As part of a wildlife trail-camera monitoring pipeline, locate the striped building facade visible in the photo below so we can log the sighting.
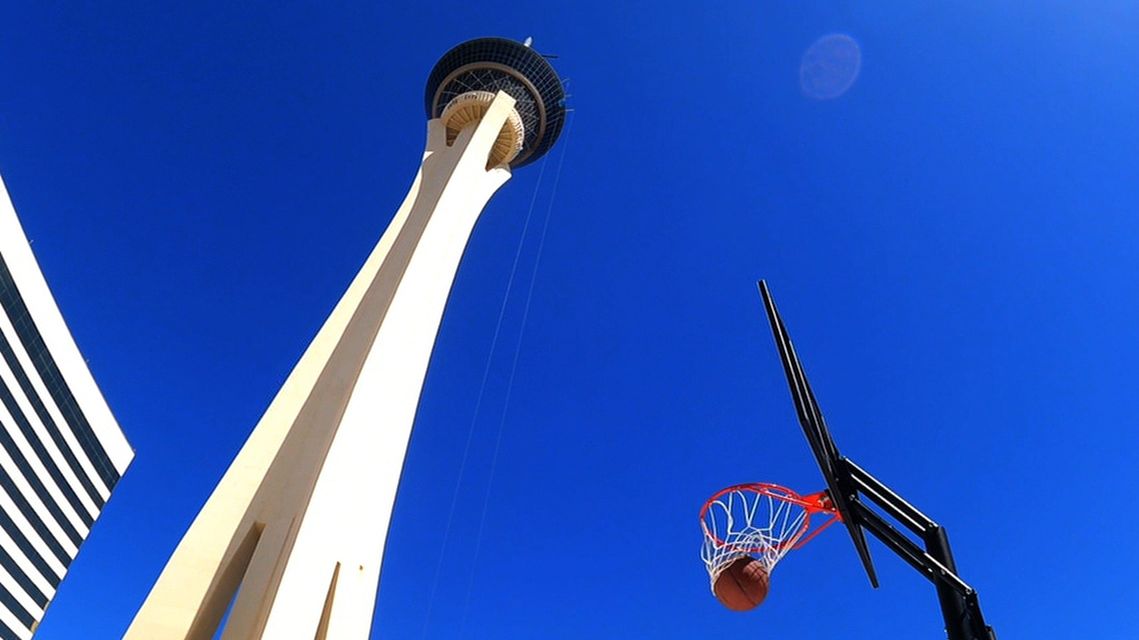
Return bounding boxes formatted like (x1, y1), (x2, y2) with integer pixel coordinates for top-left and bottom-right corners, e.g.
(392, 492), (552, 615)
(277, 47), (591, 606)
(0, 174), (133, 638)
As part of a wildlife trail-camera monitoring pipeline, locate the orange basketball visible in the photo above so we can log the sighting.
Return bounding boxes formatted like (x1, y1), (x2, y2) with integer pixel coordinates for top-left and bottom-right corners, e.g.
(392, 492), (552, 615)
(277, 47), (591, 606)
(713, 556), (770, 611)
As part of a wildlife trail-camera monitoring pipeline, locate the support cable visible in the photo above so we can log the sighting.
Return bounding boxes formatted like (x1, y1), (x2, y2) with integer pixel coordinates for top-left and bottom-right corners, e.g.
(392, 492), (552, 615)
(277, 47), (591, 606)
(457, 111), (575, 637)
(419, 144), (550, 639)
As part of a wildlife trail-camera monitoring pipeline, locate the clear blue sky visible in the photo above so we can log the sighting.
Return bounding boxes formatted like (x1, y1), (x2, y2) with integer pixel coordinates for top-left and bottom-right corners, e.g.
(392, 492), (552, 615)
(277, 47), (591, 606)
(2, 1), (1137, 638)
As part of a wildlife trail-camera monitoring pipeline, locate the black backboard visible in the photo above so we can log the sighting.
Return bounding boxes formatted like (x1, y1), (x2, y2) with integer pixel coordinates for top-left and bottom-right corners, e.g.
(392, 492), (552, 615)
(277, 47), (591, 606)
(757, 280), (879, 587)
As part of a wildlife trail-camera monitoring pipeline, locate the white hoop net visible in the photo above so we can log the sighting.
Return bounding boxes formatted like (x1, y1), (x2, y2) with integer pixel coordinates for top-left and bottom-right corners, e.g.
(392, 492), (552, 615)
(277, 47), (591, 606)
(700, 484), (830, 590)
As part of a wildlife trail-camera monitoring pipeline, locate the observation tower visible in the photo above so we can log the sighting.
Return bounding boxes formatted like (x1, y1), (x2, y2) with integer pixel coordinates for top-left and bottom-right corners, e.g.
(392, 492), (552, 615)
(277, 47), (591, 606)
(127, 38), (565, 639)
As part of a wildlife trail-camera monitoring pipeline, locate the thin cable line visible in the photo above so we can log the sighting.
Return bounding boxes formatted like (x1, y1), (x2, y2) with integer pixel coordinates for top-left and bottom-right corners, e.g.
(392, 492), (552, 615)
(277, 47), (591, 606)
(419, 150), (549, 639)
(458, 112), (574, 636)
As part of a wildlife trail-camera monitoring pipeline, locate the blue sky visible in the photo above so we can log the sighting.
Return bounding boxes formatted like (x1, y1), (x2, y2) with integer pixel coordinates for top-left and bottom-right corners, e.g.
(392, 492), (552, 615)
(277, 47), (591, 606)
(2, 1), (1138, 637)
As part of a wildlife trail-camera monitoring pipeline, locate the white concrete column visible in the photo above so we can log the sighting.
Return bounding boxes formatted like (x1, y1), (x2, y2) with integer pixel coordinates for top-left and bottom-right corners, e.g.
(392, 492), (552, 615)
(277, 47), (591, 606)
(125, 91), (518, 640)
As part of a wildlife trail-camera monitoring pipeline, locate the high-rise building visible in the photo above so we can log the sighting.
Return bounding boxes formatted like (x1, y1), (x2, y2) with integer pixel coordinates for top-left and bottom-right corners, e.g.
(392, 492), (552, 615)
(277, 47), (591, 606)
(127, 37), (566, 638)
(0, 174), (134, 639)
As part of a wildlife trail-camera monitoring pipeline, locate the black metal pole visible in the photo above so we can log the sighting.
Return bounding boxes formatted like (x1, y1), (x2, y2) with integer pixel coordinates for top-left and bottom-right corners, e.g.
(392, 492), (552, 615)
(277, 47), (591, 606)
(925, 527), (971, 640)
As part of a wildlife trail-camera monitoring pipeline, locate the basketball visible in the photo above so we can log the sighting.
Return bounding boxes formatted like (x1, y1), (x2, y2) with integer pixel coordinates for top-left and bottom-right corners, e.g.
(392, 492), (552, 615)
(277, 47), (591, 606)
(713, 556), (769, 611)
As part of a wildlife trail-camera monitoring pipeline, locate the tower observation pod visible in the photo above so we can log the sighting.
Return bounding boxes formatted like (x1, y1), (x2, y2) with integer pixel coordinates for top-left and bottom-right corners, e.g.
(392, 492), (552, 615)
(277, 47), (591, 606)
(126, 38), (566, 640)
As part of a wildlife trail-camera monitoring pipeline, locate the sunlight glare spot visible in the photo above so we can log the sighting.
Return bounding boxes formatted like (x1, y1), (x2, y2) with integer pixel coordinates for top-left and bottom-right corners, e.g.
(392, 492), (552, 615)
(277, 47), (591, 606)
(799, 34), (862, 100)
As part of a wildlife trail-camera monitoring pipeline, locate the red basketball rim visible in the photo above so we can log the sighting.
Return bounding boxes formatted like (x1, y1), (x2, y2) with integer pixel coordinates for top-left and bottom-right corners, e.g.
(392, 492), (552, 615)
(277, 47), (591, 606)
(700, 482), (839, 553)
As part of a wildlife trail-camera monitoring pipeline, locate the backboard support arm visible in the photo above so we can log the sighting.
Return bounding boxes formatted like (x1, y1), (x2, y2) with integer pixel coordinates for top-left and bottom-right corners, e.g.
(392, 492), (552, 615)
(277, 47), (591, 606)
(841, 459), (994, 640)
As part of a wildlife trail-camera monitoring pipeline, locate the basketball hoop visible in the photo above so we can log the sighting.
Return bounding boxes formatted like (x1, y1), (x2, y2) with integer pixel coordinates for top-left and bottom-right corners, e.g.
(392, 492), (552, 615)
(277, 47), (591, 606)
(700, 483), (840, 591)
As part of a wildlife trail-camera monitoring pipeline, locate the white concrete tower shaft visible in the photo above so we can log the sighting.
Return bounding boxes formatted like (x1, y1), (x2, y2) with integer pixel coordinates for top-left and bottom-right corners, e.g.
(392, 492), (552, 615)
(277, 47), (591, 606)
(126, 91), (521, 639)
